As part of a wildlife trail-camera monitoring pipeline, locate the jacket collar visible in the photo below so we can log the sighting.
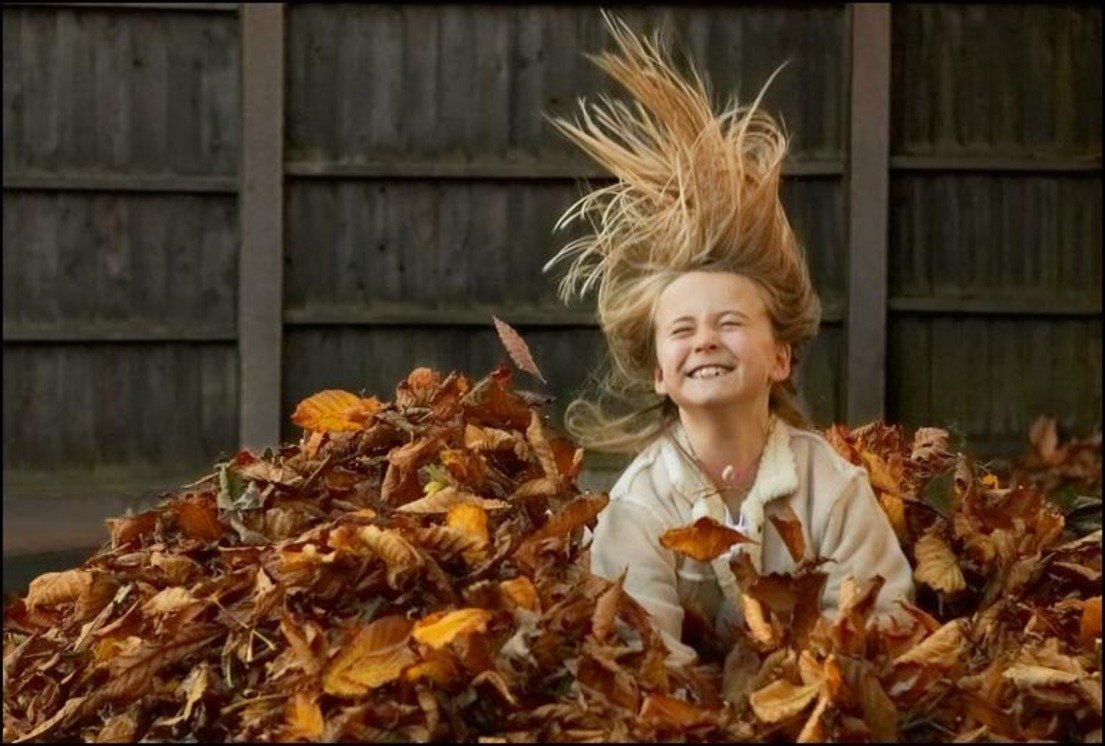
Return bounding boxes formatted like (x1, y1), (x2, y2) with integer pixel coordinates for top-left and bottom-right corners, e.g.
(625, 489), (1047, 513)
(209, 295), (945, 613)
(658, 414), (799, 572)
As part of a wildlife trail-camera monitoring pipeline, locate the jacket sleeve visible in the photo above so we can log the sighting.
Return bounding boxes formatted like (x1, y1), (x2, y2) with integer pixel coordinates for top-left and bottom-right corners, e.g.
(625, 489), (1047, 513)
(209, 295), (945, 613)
(818, 469), (915, 623)
(589, 499), (699, 667)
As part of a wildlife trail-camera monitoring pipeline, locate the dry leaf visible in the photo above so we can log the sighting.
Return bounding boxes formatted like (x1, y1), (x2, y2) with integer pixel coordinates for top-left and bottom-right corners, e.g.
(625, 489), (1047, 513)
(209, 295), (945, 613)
(748, 679), (821, 724)
(397, 486), (509, 514)
(292, 390), (381, 433)
(412, 608), (494, 649)
(913, 530), (966, 593)
(492, 316), (547, 383)
(322, 616), (415, 697)
(659, 517), (752, 563)
(766, 503), (805, 563)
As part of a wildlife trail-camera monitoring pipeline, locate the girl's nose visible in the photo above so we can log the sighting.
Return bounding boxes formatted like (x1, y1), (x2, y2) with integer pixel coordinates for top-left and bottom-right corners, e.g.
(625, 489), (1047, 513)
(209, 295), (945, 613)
(693, 329), (719, 352)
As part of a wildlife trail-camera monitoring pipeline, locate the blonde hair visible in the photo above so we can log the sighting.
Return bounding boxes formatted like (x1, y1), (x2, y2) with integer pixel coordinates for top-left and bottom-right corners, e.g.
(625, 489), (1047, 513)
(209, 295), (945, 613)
(543, 12), (822, 454)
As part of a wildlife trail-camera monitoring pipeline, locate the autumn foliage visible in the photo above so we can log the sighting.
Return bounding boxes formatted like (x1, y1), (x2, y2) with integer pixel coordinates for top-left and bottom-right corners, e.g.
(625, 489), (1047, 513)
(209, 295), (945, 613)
(3, 358), (1101, 742)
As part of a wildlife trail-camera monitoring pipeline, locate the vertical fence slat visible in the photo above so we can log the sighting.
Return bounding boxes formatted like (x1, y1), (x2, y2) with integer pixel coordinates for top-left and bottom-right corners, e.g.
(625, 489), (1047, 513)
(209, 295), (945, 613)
(846, 3), (891, 424)
(239, 3), (283, 449)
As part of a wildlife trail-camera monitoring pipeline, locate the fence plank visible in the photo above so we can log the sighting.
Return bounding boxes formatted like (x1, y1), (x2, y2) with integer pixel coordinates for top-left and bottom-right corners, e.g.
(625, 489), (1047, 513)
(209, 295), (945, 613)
(239, 3), (283, 451)
(846, 3), (891, 423)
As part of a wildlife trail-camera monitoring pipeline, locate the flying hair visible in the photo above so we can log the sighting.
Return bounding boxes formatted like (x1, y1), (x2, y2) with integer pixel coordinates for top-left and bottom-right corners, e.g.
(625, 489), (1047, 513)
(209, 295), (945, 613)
(544, 11), (822, 454)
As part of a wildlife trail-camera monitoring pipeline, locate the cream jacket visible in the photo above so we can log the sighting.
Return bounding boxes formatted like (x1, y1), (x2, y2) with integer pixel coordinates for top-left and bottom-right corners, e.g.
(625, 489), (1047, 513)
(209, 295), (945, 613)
(589, 416), (915, 666)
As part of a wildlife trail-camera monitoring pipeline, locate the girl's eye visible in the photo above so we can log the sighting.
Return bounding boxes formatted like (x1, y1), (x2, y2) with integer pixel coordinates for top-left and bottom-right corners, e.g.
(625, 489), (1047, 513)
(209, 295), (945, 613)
(720, 321), (741, 329)
(671, 328), (691, 337)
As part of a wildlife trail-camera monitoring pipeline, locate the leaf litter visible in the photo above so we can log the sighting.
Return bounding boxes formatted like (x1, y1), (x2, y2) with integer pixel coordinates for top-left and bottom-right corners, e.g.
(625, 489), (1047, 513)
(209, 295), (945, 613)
(3, 329), (1101, 742)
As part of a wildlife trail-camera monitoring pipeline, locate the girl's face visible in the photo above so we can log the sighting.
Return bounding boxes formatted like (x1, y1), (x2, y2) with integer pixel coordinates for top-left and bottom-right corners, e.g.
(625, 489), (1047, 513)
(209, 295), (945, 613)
(652, 271), (791, 413)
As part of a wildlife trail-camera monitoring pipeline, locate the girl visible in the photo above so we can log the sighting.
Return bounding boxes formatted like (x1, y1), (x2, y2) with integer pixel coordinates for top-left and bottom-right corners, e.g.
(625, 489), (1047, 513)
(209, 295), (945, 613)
(544, 15), (914, 667)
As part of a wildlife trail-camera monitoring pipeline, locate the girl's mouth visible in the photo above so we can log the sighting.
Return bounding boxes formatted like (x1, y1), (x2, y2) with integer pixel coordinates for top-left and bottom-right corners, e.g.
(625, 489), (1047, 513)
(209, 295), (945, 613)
(686, 365), (734, 380)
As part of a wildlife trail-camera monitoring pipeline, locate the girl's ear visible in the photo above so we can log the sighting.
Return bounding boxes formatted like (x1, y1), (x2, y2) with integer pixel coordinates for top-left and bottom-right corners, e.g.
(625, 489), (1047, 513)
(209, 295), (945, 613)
(653, 364), (668, 396)
(770, 342), (792, 383)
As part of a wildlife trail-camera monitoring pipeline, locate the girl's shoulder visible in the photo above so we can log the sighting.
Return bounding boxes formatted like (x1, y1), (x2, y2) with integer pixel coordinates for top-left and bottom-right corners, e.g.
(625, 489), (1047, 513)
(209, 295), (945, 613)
(606, 432), (686, 522)
(781, 425), (870, 493)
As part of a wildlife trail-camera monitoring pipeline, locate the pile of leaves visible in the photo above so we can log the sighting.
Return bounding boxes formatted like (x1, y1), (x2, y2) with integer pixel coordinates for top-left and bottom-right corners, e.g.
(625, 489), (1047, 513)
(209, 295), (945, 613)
(3, 354), (1101, 742)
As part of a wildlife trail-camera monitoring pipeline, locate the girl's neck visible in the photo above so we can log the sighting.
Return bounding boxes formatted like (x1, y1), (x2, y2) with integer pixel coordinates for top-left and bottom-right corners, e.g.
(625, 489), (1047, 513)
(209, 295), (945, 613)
(678, 401), (772, 496)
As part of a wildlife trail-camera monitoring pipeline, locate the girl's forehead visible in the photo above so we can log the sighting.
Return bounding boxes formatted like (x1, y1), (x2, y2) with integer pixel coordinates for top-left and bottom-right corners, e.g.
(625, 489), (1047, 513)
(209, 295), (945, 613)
(655, 271), (766, 319)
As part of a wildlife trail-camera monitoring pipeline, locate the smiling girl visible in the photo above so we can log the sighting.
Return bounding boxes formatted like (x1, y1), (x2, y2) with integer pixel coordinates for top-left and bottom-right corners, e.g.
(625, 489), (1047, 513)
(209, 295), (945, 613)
(544, 15), (914, 667)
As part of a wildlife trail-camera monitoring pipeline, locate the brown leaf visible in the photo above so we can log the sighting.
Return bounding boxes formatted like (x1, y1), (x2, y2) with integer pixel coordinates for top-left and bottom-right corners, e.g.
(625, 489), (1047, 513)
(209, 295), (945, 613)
(659, 517), (752, 563)
(591, 573), (624, 644)
(357, 525), (423, 587)
(26, 570), (93, 610)
(1081, 596), (1102, 645)
(175, 496), (226, 541)
(766, 502), (805, 563)
(322, 616), (415, 697)
(446, 504), (490, 565)
(638, 693), (715, 728)
(492, 316), (547, 383)
(893, 619), (965, 668)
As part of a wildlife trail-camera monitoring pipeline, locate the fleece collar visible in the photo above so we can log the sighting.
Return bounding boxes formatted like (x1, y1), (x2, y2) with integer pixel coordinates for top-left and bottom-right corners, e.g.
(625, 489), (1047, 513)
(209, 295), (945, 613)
(659, 415), (799, 575)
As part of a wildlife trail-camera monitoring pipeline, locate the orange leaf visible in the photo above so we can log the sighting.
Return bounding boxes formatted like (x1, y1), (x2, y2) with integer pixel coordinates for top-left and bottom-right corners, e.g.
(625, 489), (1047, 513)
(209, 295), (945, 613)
(638, 693), (714, 727)
(405, 649), (462, 686)
(322, 616), (414, 697)
(659, 517), (752, 563)
(357, 525), (423, 587)
(175, 496), (226, 541)
(282, 692), (324, 741)
(492, 316), (547, 383)
(412, 608), (493, 649)
(913, 530), (966, 593)
(291, 390), (380, 433)
(446, 503), (490, 565)
(741, 595), (783, 651)
(1081, 596), (1102, 645)
(499, 576), (541, 613)
(591, 573), (624, 643)
(766, 503), (806, 563)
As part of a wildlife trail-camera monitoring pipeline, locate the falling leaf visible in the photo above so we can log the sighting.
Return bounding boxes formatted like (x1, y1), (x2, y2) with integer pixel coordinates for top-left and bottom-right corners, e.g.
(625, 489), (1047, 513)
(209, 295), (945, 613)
(322, 616), (415, 697)
(660, 517), (752, 563)
(492, 316), (547, 383)
(913, 529), (966, 593)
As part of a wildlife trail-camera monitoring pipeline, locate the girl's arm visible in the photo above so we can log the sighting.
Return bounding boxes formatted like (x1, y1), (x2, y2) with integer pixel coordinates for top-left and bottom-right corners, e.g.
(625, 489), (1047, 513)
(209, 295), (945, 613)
(590, 499), (699, 666)
(817, 470), (916, 620)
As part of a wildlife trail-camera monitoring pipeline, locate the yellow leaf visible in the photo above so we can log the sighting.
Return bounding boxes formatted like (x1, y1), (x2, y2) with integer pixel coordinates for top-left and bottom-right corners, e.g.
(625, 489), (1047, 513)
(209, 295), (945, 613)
(282, 692), (324, 741)
(322, 616), (414, 697)
(412, 608), (493, 649)
(396, 486), (509, 514)
(741, 595), (782, 651)
(861, 451), (899, 495)
(796, 693), (829, 743)
(893, 619), (965, 668)
(292, 390), (381, 433)
(749, 679), (821, 724)
(26, 569), (93, 610)
(913, 530), (966, 593)
(659, 517), (752, 563)
(877, 492), (909, 544)
(446, 504), (490, 565)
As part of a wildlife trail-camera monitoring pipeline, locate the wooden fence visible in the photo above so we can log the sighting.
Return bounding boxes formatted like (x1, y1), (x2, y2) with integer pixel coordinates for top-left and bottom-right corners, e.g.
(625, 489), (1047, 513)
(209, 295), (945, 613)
(3, 3), (1100, 588)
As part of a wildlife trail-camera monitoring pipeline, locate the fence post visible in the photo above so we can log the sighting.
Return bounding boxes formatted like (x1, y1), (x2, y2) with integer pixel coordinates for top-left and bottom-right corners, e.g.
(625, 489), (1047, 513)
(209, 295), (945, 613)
(239, 3), (285, 450)
(846, 3), (891, 424)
